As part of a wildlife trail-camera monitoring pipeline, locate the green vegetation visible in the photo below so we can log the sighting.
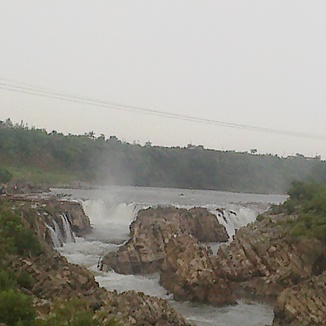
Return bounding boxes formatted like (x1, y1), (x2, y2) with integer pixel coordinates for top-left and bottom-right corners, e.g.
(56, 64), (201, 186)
(280, 181), (326, 241)
(0, 201), (121, 326)
(0, 207), (43, 257)
(0, 168), (13, 183)
(1, 118), (326, 193)
(0, 289), (36, 326)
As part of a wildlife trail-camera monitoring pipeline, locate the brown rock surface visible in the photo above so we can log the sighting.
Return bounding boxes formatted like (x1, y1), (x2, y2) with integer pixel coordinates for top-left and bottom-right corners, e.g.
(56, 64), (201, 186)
(101, 206), (228, 274)
(273, 272), (326, 326)
(160, 234), (235, 306)
(213, 214), (326, 296)
(5, 200), (191, 326)
(99, 290), (191, 326)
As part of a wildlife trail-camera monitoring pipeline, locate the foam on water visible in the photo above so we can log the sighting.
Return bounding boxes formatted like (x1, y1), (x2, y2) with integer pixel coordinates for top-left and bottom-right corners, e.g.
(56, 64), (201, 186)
(52, 186), (286, 326)
(95, 272), (172, 299)
(82, 200), (144, 243)
(171, 300), (274, 326)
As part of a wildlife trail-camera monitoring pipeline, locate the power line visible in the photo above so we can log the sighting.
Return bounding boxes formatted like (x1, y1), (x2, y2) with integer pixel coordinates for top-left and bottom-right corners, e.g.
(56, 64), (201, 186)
(1, 77), (326, 141)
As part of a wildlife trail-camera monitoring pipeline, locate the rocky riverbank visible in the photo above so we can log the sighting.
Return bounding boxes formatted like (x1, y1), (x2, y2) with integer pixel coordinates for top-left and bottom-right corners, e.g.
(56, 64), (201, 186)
(101, 206), (235, 306)
(101, 203), (326, 325)
(0, 197), (190, 326)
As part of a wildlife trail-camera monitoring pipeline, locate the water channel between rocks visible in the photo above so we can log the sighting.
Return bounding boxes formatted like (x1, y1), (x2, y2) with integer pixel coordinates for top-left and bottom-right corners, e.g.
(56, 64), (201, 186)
(51, 186), (286, 326)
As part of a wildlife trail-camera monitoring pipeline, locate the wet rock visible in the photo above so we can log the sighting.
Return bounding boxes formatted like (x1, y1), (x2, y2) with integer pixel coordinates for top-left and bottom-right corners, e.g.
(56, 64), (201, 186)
(102, 206), (228, 274)
(99, 290), (191, 326)
(273, 272), (326, 326)
(160, 234), (235, 306)
(213, 214), (326, 296)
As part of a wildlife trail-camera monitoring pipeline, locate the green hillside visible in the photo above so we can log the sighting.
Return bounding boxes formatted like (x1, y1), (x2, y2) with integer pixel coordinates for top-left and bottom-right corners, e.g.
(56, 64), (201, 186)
(1, 119), (326, 193)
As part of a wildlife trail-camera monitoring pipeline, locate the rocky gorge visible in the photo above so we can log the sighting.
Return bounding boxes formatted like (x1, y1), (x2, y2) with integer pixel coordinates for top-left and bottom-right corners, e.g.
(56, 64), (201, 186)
(1, 181), (325, 326)
(0, 197), (190, 326)
(101, 199), (326, 325)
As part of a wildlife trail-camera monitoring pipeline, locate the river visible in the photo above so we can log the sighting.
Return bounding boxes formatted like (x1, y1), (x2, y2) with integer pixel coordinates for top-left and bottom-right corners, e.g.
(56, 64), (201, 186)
(50, 186), (286, 326)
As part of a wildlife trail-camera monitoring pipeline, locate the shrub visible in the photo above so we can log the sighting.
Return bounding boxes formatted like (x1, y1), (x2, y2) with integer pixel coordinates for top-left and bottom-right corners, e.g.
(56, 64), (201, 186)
(0, 210), (42, 257)
(0, 289), (36, 325)
(0, 168), (13, 183)
(0, 269), (16, 291)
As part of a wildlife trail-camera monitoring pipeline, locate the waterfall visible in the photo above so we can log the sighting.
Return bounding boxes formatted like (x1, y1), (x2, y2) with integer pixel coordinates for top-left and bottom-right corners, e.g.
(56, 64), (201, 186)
(45, 223), (62, 248)
(53, 219), (64, 244)
(214, 207), (256, 239)
(60, 213), (75, 243)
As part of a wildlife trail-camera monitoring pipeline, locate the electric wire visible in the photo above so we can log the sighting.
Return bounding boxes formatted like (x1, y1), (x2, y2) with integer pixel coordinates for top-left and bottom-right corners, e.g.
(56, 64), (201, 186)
(1, 78), (326, 141)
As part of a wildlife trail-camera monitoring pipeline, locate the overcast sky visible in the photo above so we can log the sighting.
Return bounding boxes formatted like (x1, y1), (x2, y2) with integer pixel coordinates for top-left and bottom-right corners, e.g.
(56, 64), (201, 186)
(1, 1), (326, 157)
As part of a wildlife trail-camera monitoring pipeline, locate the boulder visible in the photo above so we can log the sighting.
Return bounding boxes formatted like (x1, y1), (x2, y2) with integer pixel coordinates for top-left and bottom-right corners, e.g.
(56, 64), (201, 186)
(101, 206), (228, 274)
(160, 234), (235, 306)
(273, 272), (326, 325)
(99, 290), (191, 326)
(213, 213), (326, 296)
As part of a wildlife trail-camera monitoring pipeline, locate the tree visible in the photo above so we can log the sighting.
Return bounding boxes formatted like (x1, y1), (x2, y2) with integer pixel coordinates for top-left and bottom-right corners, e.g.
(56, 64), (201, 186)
(0, 168), (12, 183)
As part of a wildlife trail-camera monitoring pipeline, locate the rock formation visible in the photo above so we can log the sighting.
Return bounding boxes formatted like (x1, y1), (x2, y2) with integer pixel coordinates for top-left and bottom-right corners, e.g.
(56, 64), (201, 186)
(4, 198), (190, 326)
(101, 206), (228, 274)
(160, 234), (235, 306)
(213, 213), (326, 297)
(10, 198), (92, 247)
(273, 272), (326, 326)
(100, 206), (235, 306)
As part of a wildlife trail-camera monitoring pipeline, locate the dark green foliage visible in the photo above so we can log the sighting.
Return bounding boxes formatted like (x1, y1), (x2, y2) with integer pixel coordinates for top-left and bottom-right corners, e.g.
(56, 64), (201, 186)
(0, 269), (16, 291)
(0, 209), (43, 257)
(0, 168), (13, 183)
(281, 182), (326, 241)
(1, 119), (326, 193)
(0, 289), (36, 326)
(17, 271), (34, 290)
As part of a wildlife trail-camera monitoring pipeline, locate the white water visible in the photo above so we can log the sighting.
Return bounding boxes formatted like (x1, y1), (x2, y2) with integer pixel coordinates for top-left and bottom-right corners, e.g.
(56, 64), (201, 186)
(60, 213), (75, 243)
(50, 186), (286, 326)
(45, 223), (61, 248)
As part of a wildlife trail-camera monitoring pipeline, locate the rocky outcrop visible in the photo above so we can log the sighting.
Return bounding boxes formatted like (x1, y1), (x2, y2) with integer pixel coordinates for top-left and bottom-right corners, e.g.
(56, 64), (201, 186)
(101, 206), (228, 274)
(213, 214), (326, 296)
(10, 253), (104, 308)
(99, 290), (190, 326)
(273, 272), (326, 326)
(160, 234), (235, 306)
(5, 200), (191, 326)
(42, 199), (92, 237)
(9, 252), (190, 326)
(10, 198), (92, 247)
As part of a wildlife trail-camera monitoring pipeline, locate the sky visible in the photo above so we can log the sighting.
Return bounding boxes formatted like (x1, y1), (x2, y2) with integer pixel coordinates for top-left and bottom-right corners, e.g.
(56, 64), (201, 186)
(1, 1), (326, 157)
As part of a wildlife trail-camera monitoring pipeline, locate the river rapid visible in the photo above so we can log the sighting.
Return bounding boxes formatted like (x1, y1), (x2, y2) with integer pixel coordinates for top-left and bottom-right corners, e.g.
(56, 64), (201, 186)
(50, 186), (286, 326)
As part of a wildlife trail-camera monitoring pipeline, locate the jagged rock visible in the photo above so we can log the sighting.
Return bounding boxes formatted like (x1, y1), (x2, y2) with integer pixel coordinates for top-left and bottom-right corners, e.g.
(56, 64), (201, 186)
(273, 272), (326, 326)
(9, 198), (91, 247)
(10, 253), (104, 308)
(10, 252), (190, 326)
(213, 213), (326, 296)
(99, 290), (191, 326)
(5, 199), (190, 326)
(101, 206), (228, 274)
(160, 234), (235, 306)
(44, 199), (92, 237)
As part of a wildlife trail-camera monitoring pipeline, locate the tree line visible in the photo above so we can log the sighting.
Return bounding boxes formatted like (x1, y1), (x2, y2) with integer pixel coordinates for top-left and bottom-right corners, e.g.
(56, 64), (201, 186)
(1, 119), (326, 193)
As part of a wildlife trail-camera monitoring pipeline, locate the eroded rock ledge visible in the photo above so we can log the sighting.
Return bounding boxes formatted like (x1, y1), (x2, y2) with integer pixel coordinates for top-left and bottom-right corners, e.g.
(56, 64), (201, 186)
(101, 206), (234, 306)
(6, 198), (190, 326)
(273, 272), (326, 326)
(213, 214), (326, 296)
(101, 206), (228, 275)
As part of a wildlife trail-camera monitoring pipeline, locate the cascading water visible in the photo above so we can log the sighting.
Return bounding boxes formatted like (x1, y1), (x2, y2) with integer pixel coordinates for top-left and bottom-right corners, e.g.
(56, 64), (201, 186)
(45, 223), (61, 248)
(46, 214), (75, 247)
(50, 186), (286, 326)
(53, 219), (64, 244)
(60, 213), (75, 243)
